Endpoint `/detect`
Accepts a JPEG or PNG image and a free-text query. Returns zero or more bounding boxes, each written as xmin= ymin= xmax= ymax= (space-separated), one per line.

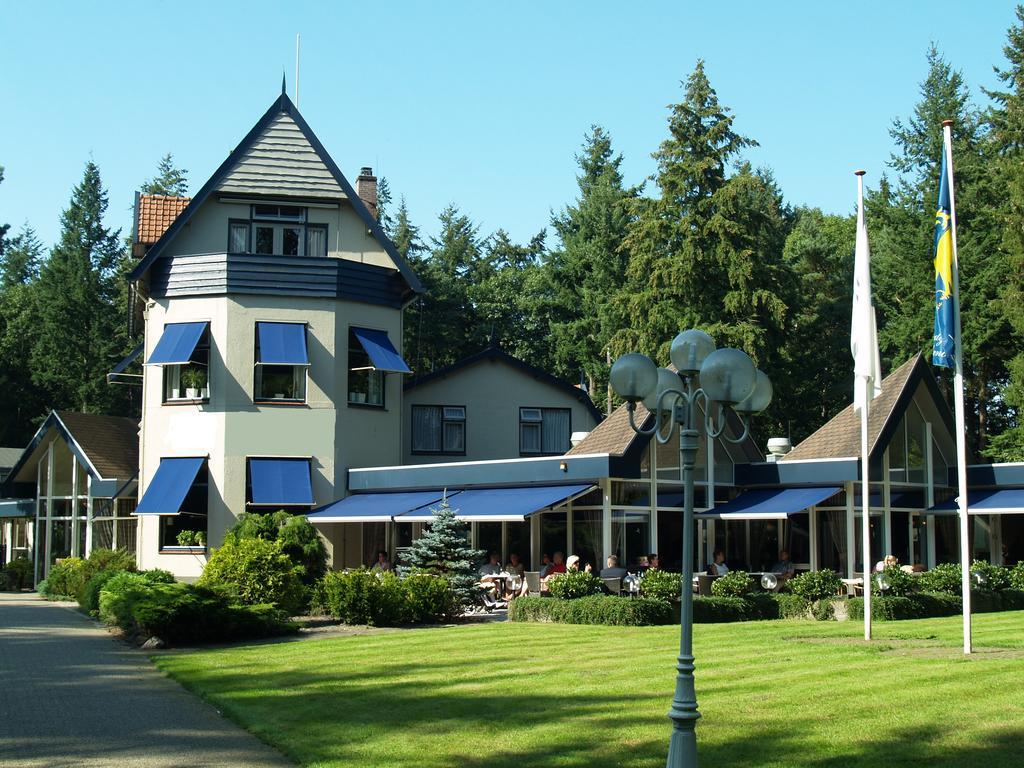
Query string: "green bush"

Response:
xmin=918 ymin=563 xmax=961 ymax=595
xmin=199 ymin=537 xmax=306 ymax=615
xmin=509 ymin=595 xmax=671 ymax=625
xmin=224 ymin=511 xmax=327 ymax=586
xmin=711 ymin=570 xmax=753 ymax=597
xmin=80 ymin=569 xmax=128 ymax=616
xmin=40 ymin=557 xmax=86 ymax=599
xmin=771 ymin=593 xmax=810 ymax=619
xmin=81 ymin=548 xmax=136 ymax=583
xmin=319 ymin=569 xmax=375 ymax=624
xmin=2 ymin=557 xmax=34 ymax=590
xmin=639 ymin=569 xmax=683 ymax=603
xmin=910 ymin=591 xmax=961 ymax=617
xmin=317 ymin=568 xmax=457 ymax=626
xmin=547 ymin=570 xmax=603 ymax=599
xmin=970 ymin=561 xmax=1011 ymax=591
xmin=1001 ymin=589 xmax=1024 ymax=610
xmin=692 ymin=596 xmax=753 ymax=622
xmin=744 ymin=592 xmax=781 ymax=619
xmin=871 ymin=565 xmax=916 ymax=597
xmin=404 ymin=572 xmax=458 ymax=623
xmin=848 ymin=595 xmax=925 ymax=621
xmin=99 ymin=572 xmax=160 ymax=628
xmin=972 ymin=589 xmax=1003 ymax=613
xmin=1010 ymin=563 xmax=1024 ymax=591
xmin=788 ymin=569 xmax=843 ymax=602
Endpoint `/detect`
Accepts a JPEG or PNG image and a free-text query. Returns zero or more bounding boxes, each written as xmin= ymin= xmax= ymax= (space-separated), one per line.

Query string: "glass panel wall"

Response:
xmin=541 ymin=512 xmax=567 ymax=562
xmin=476 ymin=522 xmax=502 ymax=565
xmin=571 ymin=511 xmax=602 ymax=572
xmin=507 ymin=522 xmax=531 ymax=569
xmin=611 ymin=511 xmax=649 ymax=571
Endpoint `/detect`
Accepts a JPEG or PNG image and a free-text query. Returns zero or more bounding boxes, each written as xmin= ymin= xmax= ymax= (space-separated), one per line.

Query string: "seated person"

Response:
xmin=771 ymin=550 xmax=796 ymax=580
xmin=370 ymin=550 xmax=392 ymax=572
xmin=709 ymin=549 xmax=729 ymax=576
xmin=478 ymin=552 xmax=505 ymax=605
xmin=539 ymin=553 xmax=553 ymax=578
xmin=505 ymin=553 xmax=526 ymax=578
xmin=874 ymin=554 xmax=898 ymax=572
xmin=565 ymin=554 xmax=592 ymax=573
xmin=540 ymin=551 xmax=566 ymax=591
xmin=639 ymin=553 xmax=660 ymax=573
xmin=600 ymin=554 xmax=628 ymax=580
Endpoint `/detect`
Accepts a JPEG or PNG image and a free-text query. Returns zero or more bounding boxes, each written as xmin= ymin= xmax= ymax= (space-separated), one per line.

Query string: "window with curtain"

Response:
xmin=227 ymin=206 xmax=329 ymax=257
xmin=412 ymin=406 xmax=465 ymax=453
xmin=520 ymin=407 xmax=571 ymax=455
xmin=307 ymin=225 xmax=327 ymax=257
xmin=228 ymin=221 xmax=249 ymax=253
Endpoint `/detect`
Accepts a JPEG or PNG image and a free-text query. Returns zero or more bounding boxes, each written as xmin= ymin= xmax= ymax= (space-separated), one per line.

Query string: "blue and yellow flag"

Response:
xmin=932 ymin=149 xmax=956 ymax=368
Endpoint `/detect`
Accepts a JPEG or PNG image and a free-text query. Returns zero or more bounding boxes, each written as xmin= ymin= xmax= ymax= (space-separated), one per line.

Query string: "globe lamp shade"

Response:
xmin=610 ymin=353 xmax=658 ymax=403
xmin=760 ymin=573 xmax=778 ymax=590
xmin=698 ymin=348 xmax=757 ymax=405
xmin=643 ymin=368 xmax=684 ymax=412
xmin=670 ymin=329 xmax=716 ymax=375
xmin=734 ymin=370 xmax=773 ymax=415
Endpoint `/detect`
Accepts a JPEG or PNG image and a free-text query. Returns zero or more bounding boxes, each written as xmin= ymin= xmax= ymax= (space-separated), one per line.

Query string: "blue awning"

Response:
xmin=351 ymin=327 xmax=412 ymax=374
xmin=401 ymin=484 xmax=594 ymax=522
xmin=135 ymin=457 xmax=205 ymax=515
xmin=924 ymin=489 xmax=1024 ymax=516
xmin=146 ymin=322 xmax=208 ymax=365
xmin=256 ymin=323 xmax=309 ymax=366
xmin=249 ymin=458 xmax=314 ymax=506
xmin=0 ymin=499 xmax=34 ymax=518
xmin=307 ymin=491 xmax=453 ymax=523
xmin=696 ymin=487 xmax=841 ymax=520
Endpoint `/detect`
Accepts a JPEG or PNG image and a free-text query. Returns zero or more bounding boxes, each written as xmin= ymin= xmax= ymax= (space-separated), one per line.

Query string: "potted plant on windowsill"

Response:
xmin=181 ymin=366 xmax=206 ymax=400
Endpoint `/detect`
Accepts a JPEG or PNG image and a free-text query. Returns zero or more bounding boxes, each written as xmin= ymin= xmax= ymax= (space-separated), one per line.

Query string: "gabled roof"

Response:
xmin=782 ymin=353 xmax=954 ymax=463
xmin=5 ymin=411 xmax=139 ymax=487
xmin=566 ymin=399 xmax=763 ymax=463
xmin=135 ymin=194 xmax=190 ymax=245
xmin=127 ymin=92 xmax=422 ymax=295
xmin=405 ymin=346 xmax=604 ymax=423
xmin=0 ymin=447 xmax=23 ymax=469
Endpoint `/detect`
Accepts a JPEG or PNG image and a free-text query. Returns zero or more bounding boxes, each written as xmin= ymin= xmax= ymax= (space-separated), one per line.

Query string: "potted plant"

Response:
xmin=195 ymin=530 xmax=207 ymax=547
xmin=176 ymin=530 xmax=197 ymax=546
xmin=180 ymin=366 xmax=205 ymax=399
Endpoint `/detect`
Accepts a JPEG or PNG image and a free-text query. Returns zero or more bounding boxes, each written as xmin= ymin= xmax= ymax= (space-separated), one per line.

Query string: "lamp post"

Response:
xmin=610 ymin=329 xmax=772 ymax=768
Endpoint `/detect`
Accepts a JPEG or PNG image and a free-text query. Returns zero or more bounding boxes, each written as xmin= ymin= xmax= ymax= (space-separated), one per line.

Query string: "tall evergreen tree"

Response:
xmin=547 ymin=126 xmax=635 ymax=402
xmin=619 ymin=61 xmax=793 ymax=379
xmin=391 ymin=197 xmax=424 ymax=261
xmin=376 ymin=176 xmax=394 ymax=235
xmin=140 ymin=153 xmax=189 ymax=197
xmin=1 ymin=224 xmax=43 ymax=288
xmin=31 ymin=161 xmax=128 ymax=414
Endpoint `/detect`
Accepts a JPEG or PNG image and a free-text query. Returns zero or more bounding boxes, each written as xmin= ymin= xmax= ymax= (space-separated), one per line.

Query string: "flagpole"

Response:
xmin=855 ymin=169 xmax=872 ymax=641
xmin=942 ymin=119 xmax=972 ymax=654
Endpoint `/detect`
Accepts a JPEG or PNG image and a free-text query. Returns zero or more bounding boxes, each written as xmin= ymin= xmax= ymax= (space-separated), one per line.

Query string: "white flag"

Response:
xmin=851 ymin=174 xmax=882 ymax=411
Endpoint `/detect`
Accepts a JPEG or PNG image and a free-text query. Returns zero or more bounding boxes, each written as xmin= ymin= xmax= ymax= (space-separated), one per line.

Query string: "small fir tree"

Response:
xmin=399 ymin=495 xmax=484 ymax=607
xmin=141 ymin=153 xmax=189 ymax=197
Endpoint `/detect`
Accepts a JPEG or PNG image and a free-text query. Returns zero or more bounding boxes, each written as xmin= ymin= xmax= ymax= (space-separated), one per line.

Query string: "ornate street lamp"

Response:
xmin=610 ymin=329 xmax=772 ymax=768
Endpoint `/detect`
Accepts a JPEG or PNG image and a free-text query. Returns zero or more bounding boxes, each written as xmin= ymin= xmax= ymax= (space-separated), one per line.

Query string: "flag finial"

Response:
xmin=854 ymin=169 xmax=866 ymax=177
xmin=942 ymin=119 xmax=954 ymax=127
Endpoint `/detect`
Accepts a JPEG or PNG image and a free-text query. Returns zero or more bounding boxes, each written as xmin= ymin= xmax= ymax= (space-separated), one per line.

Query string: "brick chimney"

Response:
xmin=355 ymin=166 xmax=378 ymax=218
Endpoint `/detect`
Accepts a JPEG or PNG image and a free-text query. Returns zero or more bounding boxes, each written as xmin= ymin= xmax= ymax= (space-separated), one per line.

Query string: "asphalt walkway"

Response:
xmin=0 ymin=592 xmax=293 ymax=767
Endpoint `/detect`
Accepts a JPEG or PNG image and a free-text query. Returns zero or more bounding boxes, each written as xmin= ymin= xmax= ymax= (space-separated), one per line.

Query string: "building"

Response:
xmin=1 ymin=412 xmax=139 ymax=579
xmin=402 ymin=345 xmax=602 ymax=465
xmin=126 ymin=88 xmax=421 ymax=578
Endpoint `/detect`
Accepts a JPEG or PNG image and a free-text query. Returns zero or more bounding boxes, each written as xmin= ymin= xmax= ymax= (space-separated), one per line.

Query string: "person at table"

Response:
xmin=874 ymin=554 xmax=898 ymax=572
xmin=539 ymin=551 xmax=567 ymax=591
xmin=709 ymin=549 xmax=729 ymax=576
xmin=506 ymin=552 xmax=526 ymax=578
xmin=771 ymin=550 xmax=796 ymax=580
xmin=600 ymin=554 xmax=628 ymax=580
xmin=539 ymin=553 xmax=553 ymax=578
xmin=478 ymin=551 xmax=505 ymax=603
xmin=370 ymin=550 xmax=392 ymax=572
xmin=565 ymin=554 xmax=593 ymax=573
xmin=639 ymin=553 xmax=660 ymax=573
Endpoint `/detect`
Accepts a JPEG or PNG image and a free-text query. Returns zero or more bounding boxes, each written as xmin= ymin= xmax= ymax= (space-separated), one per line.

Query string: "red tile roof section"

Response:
xmin=136 ymin=195 xmax=190 ymax=245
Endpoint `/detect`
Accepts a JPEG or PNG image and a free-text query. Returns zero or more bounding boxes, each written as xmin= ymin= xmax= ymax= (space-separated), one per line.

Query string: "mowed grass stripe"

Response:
xmin=154 ymin=611 xmax=1024 ymax=768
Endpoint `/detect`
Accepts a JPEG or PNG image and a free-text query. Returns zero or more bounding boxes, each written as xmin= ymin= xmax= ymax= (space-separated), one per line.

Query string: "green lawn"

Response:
xmin=153 ymin=612 xmax=1024 ymax=768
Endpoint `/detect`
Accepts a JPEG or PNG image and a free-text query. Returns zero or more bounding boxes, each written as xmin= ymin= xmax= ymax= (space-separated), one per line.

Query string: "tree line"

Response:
xmin=4 ymin=9 xmax=1024 ymax=462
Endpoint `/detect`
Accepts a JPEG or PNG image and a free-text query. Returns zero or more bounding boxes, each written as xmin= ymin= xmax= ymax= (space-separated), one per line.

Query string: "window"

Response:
xmin=412 ymin=406 xmax=466 ymax=453
xmin=254 ymin=323 xmax=309 ymax=403
xmin=520 ymin=407 xmax=571 ymax=455
xmin=227 ymin=205 xmax=329 ymax=258
xmin=348 ymin=330 xmax=385 ymax=407
xmin=228 ymin=220 xmax=249 ymax=253
xmin=159 ymin=462 xmax=209 ymax=551
xmin=162 ymin=326 xmax=210 ymax=403
xmin=307 ymin=224 xmax=327 ymax=257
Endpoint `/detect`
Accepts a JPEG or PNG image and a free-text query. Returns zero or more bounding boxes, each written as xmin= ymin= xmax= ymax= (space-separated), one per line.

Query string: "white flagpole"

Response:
xmin=943 ymin=119 xmax=972 ymax=654
xmin=856 ymin=170 xmax=872 ymax=641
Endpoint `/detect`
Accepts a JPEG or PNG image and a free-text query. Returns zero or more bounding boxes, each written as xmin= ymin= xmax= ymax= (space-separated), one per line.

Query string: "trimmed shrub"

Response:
xmin=99 ymin=572 xmax=161 ymax=629
xmin=789 ymin=569 xmax=843 ymax=602
xmin=918 ymin=563 xmax=961 ymax=595
xmin=970 ymin=561 xmax=1011 ymax=591
xmin=80 ymin=569 xmax=128 ymax=616
xmin=811 ymin=599 xmax=838 ymax=621
xmin=509 ymin=595 xmax=671 ymax=626
xmin=224 ymin=511 xmax=328 ymax=587
xmin=771 ymin=593 xmax=810 ymax=619
xmin=711 ymin=570 xmax=753 ymax=597
xmin=404 ymin=572 xmax=458 ymax=623
xmin=1001 ymin=589 xmax=1024 ymax=610
xmin=744 ymin=592 xmax=781 ymax=619
xmin=639 ymin=570 xmax=683 ymax=603
xmin=692 ymin=596 xmax=753 ymax=622
xmin=319 ymin=569 xmax=375 ymax=625
xmin=317 ymin=568 xmax=456 ymax=626
xmin=972 ymin=589 xmax=1003 ymax=613
xmin=40 ymin=557 xmax=86 ymax=599
xmin=2 ymin=557 xmax=34 ymax=590
xmin=547 ymin=570 xmax=603 ymax=600
xmin=848 ymin=595 xmax=924 ymax=621
xmin=871 ymin=564 xmax=916 ymax=597
xmin=910 ymin=591 xmax=961 ymax=617
xmin=1010 ymin=563 xmax=1024 ymax=591
xmin=81 ymin=548 xmax=137 ymax=582
xmin=199 ymin=537 xmax=306 ymax=615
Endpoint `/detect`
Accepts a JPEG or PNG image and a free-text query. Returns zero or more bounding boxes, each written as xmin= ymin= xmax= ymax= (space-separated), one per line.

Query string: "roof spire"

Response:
xmin=281 ymin=70 xmax=287 ymax=95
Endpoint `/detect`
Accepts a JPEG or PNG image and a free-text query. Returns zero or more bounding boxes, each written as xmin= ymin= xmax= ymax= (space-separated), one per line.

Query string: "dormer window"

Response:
xmin=227 ymin=205 xmax=328 ymax=257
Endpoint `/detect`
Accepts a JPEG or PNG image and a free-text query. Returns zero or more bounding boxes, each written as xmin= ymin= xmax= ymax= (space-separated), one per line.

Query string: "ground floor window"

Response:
xmin=612 ymin=510 xmax=649 ymax=570
xmin=476 ymin=522 xmax=502 ymax=561
xmin=92 ymin=497 xmax=138 ymax=553
xmin=572 ymin=511 xmax=602 ymax=572
xmin=541 ymin=512 xmax=567 ymax=559
xmin=159 ymin=463 xmax=209 ymax=551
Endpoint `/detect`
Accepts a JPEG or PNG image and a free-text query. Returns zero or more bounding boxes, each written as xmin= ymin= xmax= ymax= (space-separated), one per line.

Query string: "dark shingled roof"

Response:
xmin=56 ymin=412 xmax=139 ymax=480
xmin=782 ymin=354 xmax=926 ymax=463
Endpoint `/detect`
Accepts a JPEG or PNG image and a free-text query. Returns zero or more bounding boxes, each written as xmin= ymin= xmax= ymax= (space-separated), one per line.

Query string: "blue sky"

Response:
xmin=1 ymin=1 xmax=1018 ymax=251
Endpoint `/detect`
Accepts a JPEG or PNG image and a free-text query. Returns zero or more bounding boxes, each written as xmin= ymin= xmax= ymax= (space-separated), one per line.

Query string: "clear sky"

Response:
xmin=1 ymin=1 xmax=1018 ymax=251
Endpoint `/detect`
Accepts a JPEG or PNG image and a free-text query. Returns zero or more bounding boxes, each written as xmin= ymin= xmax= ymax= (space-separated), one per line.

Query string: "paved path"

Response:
xmin=0 ymin=592 xmax=293 ymax=767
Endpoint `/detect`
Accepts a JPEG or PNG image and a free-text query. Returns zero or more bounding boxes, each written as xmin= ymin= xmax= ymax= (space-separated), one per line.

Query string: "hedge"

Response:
xmin=315 ymin=569 xmax=458 ymax=626
xmin=509 ymin=595 xmax=671 ymax=625
xmin=847 ymin=589 xmax=1024 ymax=621
xmin=198 ymin=537 xmax=307 ymax=615
xmin=1 ymin=557 xmax=33 ymax=591
xmin=547 ymin=570 xmax=604 ymax=599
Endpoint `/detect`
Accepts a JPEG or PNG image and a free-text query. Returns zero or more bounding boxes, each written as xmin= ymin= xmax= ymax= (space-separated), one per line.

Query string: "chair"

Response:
xmin=696 ymin=573 xmax=717 ymax=596
xmin=602 ymin=577 xmax=623 ymax=595
xmin=524 ymin=571 xmax=542 ymax=596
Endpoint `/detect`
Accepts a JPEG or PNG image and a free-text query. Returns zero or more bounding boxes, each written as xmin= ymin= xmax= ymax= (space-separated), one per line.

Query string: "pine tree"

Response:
xmin=399 ymin=496 xmax=484 ymax=607
xmin=547 ymin=126 xmax=635 ymax=400
xmin=2 ymin=224 xmax=43 ymax=288
xmin=391 ymin=197 xmax=425 ymax=261
xmin=376 ymin=176 xmax=394 ymax=235
xmin=31 ymin=161 xmax=127 ymax=414
xmin=0 ymin=166 xmax=9 ymax=260
xmin=140 ymin=153 xmax=189 ymax=197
